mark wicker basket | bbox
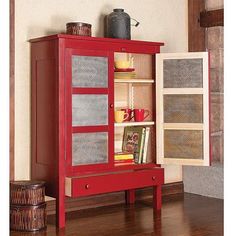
[10,180,46,232]
[10,181,45,205]
[10,203,47,232]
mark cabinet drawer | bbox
[65,168,164,197]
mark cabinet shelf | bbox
[114,121,155,127]
[114,79,154,83]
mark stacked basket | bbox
[10,181,46,232]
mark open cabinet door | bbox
[156,52,210,166]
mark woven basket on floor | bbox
[10,180,46,232]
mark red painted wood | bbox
[30,35,163,54]
[65,48,114,174]
[67,163,159,176]
[72,126,109,133]
[30,35,165,229]
[152,54,158,166]
[70,168,164,197]
[72,88,108,94]
[29,34,164,47]
[65,48,73,175]
[153,185,162,210]
[36,59,57,165]
[57,39,66,228]
[108,51,115,168]
[31,40,59,197]
[65,39,160,54]
[125,189,135,204]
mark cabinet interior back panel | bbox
[114,84,129,108]
[163,58,203,88]
[114,127,124,152]
[72,55,108,88]
[147,126,156,163]
[114,53,153,80]
[164,130,203,159]
[164,95,203,123]
[133,54,153,79]
[134,85,154,121]
[72,132,108,165]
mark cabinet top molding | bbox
[29,34,164,47]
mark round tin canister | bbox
[10,181,45,206]
[66,22,92,36]
[10,203,47,232]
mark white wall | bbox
[15,0,188,181]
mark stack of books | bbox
[122,126,150,164]
[114,152,134,166]
[114,68,136,80]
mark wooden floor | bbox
[11,193,223,236]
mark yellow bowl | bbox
[114,60,130,69]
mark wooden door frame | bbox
[10,0,15,181]
[188,0,224,52]
[188,0,206,52]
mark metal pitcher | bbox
[107,9,140,40]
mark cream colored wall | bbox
[15,0,187,182]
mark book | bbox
[114,152,134,161]
[122,126,145,163]
[138,128,146,164]
[115,159,134,163]
[114,159,134,165]
[114,159,135,166]
[142,127,150,163]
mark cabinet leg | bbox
[125,189,135,204]
[56,175,66,228]
[56,194,65,228]
[153,185,162,210]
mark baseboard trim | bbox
[46,181,183,215]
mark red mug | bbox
[121,108,134,121]
[134,109,150,122]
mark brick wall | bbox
[206,0,224,163]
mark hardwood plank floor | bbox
[10,193,223,236]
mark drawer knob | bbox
[121,47,126,52]
[110,103,114,108]
[152,176,156,181]
[85,184,90,189]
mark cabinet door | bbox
[66,49,114,173]
[156,52,210,166]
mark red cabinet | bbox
[30,34,210,228]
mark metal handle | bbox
[131,18,140,27]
